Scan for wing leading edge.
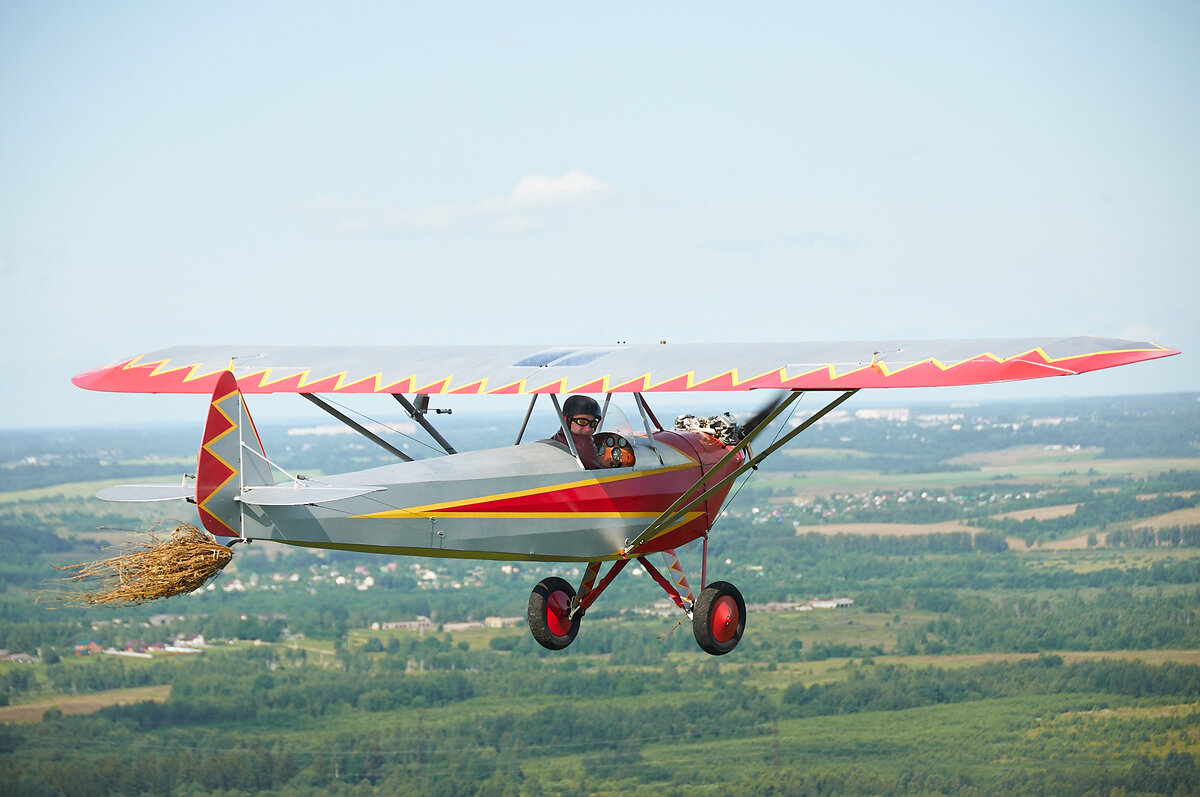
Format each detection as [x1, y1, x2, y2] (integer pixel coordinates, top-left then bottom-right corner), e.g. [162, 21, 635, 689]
[72, 338, 1179, 396]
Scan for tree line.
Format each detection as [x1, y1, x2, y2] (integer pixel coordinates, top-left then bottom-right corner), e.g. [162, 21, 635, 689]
[4, 653, 1200, 796]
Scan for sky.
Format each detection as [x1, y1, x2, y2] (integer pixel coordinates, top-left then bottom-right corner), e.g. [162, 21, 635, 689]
[1, 2, 1197, 430]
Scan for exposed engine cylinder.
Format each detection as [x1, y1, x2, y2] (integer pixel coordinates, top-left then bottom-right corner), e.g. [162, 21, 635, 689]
[673, 412, 741, 446]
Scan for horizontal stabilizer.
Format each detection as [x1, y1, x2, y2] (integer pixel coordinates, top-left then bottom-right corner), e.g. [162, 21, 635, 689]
[236, 483, 385, 506]
[97, 484, 194, 502]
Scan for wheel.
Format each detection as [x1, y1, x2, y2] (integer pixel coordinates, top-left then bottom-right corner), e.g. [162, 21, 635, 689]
[692, 581, 746, 655]
[528, 576, 580, 650]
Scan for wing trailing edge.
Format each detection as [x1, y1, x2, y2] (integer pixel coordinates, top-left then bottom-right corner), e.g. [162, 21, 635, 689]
[96, 484, 194, 502]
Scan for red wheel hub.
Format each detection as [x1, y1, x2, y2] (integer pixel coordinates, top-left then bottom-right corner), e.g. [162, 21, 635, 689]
[545, 590, 573, 637]
[710, 595, 739, 643]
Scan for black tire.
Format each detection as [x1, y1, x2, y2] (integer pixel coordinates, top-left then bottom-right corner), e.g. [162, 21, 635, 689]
[692, 581, 746, 655]
[527, 576, 580, 650]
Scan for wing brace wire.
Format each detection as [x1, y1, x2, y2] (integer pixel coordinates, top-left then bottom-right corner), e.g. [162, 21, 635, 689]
[393, 394, 457, 454]
[301, 394, 414, 462]
[624, 389, 858, 553]
[625, 390, 804, 550]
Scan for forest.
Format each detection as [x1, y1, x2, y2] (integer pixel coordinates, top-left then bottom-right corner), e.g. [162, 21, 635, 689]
[1, 392, 1199, 795]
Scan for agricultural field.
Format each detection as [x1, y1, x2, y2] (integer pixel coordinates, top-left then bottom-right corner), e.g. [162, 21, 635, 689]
[2, 393, 1200, 795]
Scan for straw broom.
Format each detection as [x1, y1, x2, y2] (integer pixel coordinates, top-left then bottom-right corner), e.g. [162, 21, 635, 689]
[44, 522, 233, 607]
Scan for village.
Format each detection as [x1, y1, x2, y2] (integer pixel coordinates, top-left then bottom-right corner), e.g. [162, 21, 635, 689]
[12, 594, 858, 664]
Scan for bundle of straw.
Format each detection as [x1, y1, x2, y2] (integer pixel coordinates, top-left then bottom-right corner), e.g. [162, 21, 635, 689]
[45, 522, 233, 607]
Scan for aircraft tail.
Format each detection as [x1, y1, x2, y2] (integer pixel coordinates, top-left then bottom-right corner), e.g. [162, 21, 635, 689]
[99, 372, 382, 523]
[196, 371, 274, 540]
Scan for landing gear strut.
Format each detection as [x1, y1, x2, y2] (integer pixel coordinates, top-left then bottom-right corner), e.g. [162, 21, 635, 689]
[524, 552, 747, 655]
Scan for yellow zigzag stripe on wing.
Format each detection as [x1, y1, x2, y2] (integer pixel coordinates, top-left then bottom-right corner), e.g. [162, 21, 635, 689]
[116, 341, 1172, 394]
[530, 378, 568, 394]
[538, 344, 1172, 393]
[777, 344, 1169, 382]
[493, 378, 527, 394]
[352, 464, 696, 519]
[449, 378, 488, 394]
[136, 356, 225, 384]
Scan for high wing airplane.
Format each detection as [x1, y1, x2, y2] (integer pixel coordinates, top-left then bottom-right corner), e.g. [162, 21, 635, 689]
[74, 337, 1178, 655]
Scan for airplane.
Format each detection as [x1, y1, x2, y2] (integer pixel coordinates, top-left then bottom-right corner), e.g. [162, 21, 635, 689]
[73, 337, 1178, 655]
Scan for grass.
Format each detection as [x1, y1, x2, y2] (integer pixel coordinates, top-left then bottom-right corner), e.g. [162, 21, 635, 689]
[991, 502, 1080, 522]
[948, 444, 1105, 467]
[0, 481, 160, 504]
[0, 684, 171, 724]
[526, 692, 1174, 795]
[755, 455, 1200, 498]
[1121, 505, 1200, 529]
[791, 519, 978, 535]
[1019, 547, 1200, 572]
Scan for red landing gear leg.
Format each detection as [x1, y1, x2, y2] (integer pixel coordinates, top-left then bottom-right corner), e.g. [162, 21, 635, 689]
[572, 561, 602, 617]
[527, 559, 630, 651]
[641, 543, 746, 656]
[637, 548, 696, 615]
[573, 559, 628, 617]
[692, 533, 745, 655]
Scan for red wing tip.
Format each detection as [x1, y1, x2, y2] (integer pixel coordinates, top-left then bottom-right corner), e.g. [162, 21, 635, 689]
[1139, 344, 1182, 361]
[71, 368, 115, 391]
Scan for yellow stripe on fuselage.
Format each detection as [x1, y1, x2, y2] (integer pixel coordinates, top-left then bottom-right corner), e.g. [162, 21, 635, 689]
[351, 462, 696, 520]
[359, 510, 702, 521]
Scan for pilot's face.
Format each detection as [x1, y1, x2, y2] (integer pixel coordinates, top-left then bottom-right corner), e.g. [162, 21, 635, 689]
[568, 415, 600, 434]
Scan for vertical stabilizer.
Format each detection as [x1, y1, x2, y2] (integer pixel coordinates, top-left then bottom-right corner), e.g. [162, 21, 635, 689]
[196, 371, 272, 539]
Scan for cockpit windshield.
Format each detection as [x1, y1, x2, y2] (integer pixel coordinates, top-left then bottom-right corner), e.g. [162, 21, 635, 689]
[599, 401, 635, 437]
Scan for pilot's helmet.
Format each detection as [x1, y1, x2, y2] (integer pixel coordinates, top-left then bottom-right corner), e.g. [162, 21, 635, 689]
[562, 395, 600, 418]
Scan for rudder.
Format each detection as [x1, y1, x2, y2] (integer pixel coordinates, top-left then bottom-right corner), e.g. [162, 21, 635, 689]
[196, 371, 273, 539]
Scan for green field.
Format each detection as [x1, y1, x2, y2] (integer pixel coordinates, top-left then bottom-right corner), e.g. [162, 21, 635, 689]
[761, 452, 1200, 497]
[4, 400, 1200, 795]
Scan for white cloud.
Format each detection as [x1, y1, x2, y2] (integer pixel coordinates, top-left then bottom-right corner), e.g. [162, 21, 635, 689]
[308, 197, 368, 213]
[489, 214, 537, 235]
[1120, 323, 1167, 342]
[310, 170, 615, 236]
[378, 205, 460, 233]
[508, 169, 613, 209]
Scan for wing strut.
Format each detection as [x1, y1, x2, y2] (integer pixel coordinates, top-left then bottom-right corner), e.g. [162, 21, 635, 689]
[598, 393, 613, 428]
[514, 394, 539, 445]
[627, 391, 804, 550]
[633, 393, 665, 466]
[393, 394, 457, 454]
[301, 394, 414, 462]
[549, 394, 587, 469]
[625, 389, 858, 554]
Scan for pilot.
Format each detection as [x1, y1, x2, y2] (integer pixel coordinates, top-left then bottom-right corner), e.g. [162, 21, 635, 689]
[552, 395, 605, 469]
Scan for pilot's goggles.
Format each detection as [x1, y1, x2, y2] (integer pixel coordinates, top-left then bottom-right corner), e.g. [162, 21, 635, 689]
[571, 416, 600, 429]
